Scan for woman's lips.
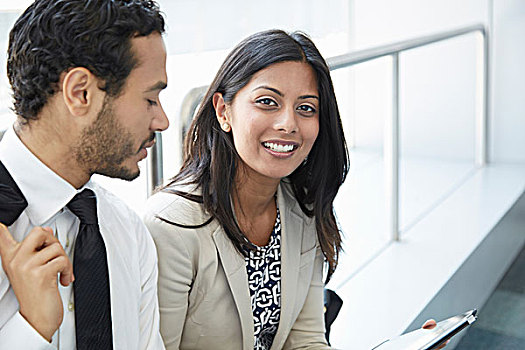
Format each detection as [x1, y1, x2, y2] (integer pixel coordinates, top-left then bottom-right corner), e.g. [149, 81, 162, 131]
[262, 140, 299, 158]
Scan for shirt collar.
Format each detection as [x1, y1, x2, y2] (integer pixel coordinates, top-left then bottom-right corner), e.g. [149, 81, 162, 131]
[0, 125, 78, 226]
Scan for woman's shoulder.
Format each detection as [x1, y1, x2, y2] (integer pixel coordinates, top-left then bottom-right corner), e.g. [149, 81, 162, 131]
[279, 180, 313, 221]
[143, 182, 211, 233]
[279, 180, 297, 208]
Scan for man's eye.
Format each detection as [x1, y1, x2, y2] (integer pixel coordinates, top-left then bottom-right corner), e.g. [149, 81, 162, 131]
[256, 98, 277, 106]
[147, 99, 158, 106]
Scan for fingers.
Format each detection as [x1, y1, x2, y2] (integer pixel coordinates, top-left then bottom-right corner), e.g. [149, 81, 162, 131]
[422, 320, 449, 348]
[31, 241, 67, 266]
[41, 226, 54, 234]
[44, 255, 74, 287]
[38, 227, 74, 286]
[1, 224, 70, 341]
[437, 339, 450, 349]
[2, 225, 74, 286]
[0, 222, 18, 259]
[18, 226, 57, 256]
[422, 319, 437, 329]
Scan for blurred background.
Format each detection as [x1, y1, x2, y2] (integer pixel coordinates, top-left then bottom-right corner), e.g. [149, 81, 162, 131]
[1, 1, 524, 348]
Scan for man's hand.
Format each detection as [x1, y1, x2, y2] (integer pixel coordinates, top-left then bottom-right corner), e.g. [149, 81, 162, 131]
[0, 223, 74, 342]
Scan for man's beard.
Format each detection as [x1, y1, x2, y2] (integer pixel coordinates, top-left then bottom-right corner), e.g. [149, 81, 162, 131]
[73, 97, 153, 181]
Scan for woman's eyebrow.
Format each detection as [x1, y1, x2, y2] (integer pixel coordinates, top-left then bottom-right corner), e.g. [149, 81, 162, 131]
[252, 85, 283, 96]
[252, 86, 319, 100]
[298, 94, 319, 100]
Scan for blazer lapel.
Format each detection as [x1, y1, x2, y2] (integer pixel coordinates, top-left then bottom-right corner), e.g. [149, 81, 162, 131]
[212, 226, 254, 350]
[271, 183, 304, 350]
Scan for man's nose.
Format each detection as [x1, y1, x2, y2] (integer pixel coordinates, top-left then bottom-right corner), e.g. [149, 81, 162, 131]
[152, 102, 169, 132]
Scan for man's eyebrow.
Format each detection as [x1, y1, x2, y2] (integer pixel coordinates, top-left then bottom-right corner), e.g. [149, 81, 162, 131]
[145, 81, 167, 93]
[252, 85, 283, 96]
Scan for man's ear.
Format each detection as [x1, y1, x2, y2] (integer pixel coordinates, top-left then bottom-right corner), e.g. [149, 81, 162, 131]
[213, 92, 232, 132]
[61, 67, 103, 117]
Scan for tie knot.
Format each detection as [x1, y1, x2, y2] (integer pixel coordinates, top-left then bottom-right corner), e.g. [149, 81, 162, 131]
[67, 189, 98, 225]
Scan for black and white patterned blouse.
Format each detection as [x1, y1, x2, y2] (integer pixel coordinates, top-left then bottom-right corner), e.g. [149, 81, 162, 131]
[244, 208, 282, 350]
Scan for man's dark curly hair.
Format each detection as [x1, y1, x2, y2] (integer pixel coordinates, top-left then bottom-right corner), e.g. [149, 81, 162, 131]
[7, 0, 165, 122]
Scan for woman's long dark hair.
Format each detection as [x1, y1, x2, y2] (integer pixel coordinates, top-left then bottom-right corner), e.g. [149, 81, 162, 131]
[166, 29, 349, 282]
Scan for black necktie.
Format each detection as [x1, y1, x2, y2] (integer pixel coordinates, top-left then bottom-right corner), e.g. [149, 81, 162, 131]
[0, 161, 28, 226]
[67, 189, 113, 350]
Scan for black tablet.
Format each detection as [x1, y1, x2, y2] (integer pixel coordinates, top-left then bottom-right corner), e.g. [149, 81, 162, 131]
[372, 309, 477, 350]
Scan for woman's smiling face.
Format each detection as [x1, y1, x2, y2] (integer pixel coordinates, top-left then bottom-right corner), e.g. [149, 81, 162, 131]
[222, 61, 319, 183]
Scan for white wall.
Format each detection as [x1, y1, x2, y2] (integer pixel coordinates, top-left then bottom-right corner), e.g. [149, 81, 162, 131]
[350, 0, 525, 164]
[349, 0, 488, 160]
[158, 0, 351, 56]
[491, 0, 525, 162]
[352, 0, 488, 49]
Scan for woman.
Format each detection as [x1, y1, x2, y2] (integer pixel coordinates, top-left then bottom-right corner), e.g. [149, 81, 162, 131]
[145, 29, 342, 349]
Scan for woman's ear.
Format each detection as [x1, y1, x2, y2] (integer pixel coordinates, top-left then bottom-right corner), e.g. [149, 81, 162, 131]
[213, 92, 231, 132]
[61, 67, 103, 117]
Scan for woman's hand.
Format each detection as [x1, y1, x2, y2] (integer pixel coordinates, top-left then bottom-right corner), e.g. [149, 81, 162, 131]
[422, 319, 449, 349]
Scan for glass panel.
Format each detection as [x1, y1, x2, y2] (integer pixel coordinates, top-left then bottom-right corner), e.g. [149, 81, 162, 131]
[328, 57, 393, 288]
[398, 34, 478, 234]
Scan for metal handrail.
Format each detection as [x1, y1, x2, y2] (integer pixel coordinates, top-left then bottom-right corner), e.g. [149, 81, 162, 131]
[148, 24, 489, 241]
[178, 86, 208, 159]
[146, 131, 164, 196]
[326, 24, 485, 70]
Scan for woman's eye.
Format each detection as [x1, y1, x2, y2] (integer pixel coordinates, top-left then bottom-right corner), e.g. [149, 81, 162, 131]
[256, 98, 277, 106]
[297, 104, 316, 114]
[147, 99, 158, 106]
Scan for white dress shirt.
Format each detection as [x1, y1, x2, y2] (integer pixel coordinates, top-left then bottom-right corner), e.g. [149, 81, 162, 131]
[0, 126, 165, 350]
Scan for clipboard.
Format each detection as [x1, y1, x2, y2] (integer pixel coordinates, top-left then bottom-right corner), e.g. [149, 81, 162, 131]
[371, 309, 477, 350]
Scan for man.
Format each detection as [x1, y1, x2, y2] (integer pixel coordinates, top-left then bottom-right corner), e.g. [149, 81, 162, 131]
[0, 0, 169, 349]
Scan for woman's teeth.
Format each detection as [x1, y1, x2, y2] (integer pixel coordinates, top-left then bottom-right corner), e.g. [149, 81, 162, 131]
[263, 142, 295, 153]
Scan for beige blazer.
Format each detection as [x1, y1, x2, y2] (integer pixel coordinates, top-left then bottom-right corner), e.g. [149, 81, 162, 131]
[144, 182, 330, 350]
